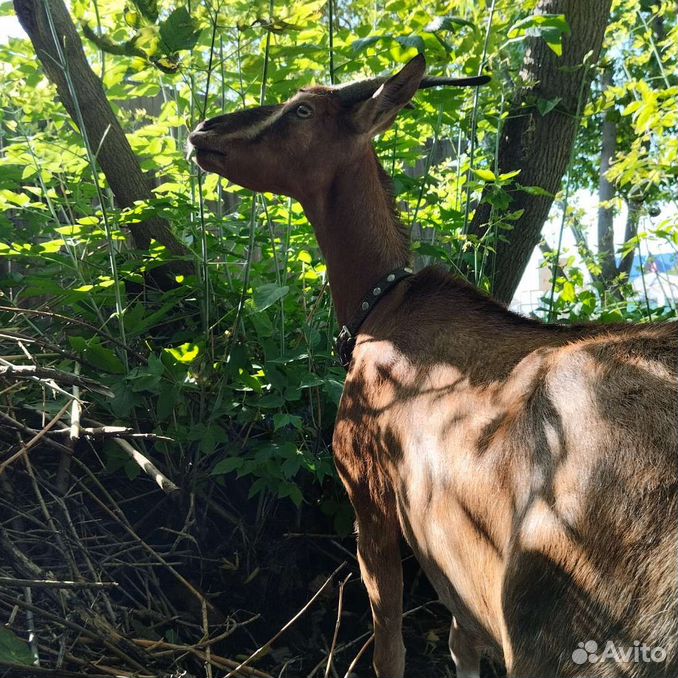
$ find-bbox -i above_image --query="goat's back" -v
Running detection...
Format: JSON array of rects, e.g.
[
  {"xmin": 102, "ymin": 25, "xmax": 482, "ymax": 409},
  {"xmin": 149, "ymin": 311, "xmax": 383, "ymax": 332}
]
[
  {"xmin": 502, "ymin": 323, "xmax": 678, "ymax": 677},
  {"xmin": 344, "ymin": 271, "xmax": 677, "ymax": 677}
]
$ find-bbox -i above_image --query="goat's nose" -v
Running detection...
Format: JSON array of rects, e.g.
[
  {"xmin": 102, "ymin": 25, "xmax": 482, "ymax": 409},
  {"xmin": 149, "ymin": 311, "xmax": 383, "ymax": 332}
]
[
  {"xmin": 197, "ymin": 114, "xmax": 230, "ymax": 132},
  {"xmin": 189, "ymin": 119, "xmax": 217, "ymax": 139},
  {"xmin": 188, "ymin": 119, "xmax": 218, "ymax": 145},
  {"xmin": 187, "ymin": 129, "xmax": 202, "ymax": 146},
  {"xmin": 187, "ymin": 125, "xmax": 214, "ymax": 156},
  {"xmin": 190, "ymin": 119, "xmax": 212, "ymax": 135}
]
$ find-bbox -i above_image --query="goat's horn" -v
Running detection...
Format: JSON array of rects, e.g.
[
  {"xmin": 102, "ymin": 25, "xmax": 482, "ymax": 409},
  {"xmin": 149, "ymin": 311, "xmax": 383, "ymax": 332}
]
[
  {"xmin": 419, "ymin": 74, "xmax": 491, "ymax": 89},
  {"xmin": 334, "ymin": 73, "xmax": 491, "ymax": 105}
]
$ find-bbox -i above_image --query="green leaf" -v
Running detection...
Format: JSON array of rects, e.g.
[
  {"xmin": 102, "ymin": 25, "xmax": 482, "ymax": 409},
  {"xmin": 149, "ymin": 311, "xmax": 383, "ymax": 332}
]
[
  {"xmin": 351, "ymin": 36, "xmax": 382, "ymax": 53},
  {"xmin": 157, "ymin": 386, "xmax": 178, "ymax": 421},
  {"xmin": 108, "ymin": 382, "xmax": 138, "ymax": 418},
  {"xmin": 0, "ymin": 628, "xmax": 33, "ymax": 666},
  {"xmin": 69, "ymin": 336, "xmax": 125, "ymax": 374},
  {"xmin": 295, "ymin": 370, "xmax": 324, "ymax": 389},
  {"xmin": 395, "ymin": 35, "xmax": 425, "ymax": 54},
  {"xmin": 561, "ymin": 280, "xmax": 576, "ymax": 303},
  {"xmin": 323, "ymin": 379, "xmax": 345, "ymax": 406},
  {"xmin": 252, "ymin": 283, "xmax": 289, "ymax": 311},
  {"xmin": 536, "ymin": 97, "xmax": 562, "ymax": 116},
  {"xmin": 124, "ymin": 459, "xmax": 141, "ymax": 481},
  {"xmin": 474, "ymin": 168, "xmax": 497, "ymax": 182},
  {"xmin": 517, "ymin": 183, "xmax": 553, "ymax": 198},
  {"xmin": 0, "ymin": 1, "xmax": 16, "ymax": 17},
  {"xmin": 273, "ymin": 413, "xmax": 303, "ymax": 431},
  {"xmin": 200, "ymin": 424, "xmax": 228, "ymax": 456},
  {"xmin": 247, "ymin": 477, "xmax": 269, "ymax": 499},
  {"xmin": 21, "ymin": 165, "xmax": 38, "ymax": 180},
  {"xmin": 425, "ymin": 16, "xmax": 477, "ymax": 33},
  {"xmin": 277, "ymin": 480, "xmax": 304, "ymax": 506},
  {"xmin": 126, "ymin": 374, "xmax": 161, "ymax": 398},
  {"xmin": 281, "ymin": 456, "xmax": 301, "ymax": 478},
  {"xmin": 506, "ymin": 13, "xmax": 570, "ymax": 55},
  {"xmin": 414, "ymin": 242, "xmax": 454, "ymax": 264},
  {"xmin": 132, "ymin": 0, "xmax": 158, "ymax": 22},
  {"xmin": 124, "ymin": 7, "xmax": 141, "ymax": 29},
  {"xmin": 507, "ymin": 13, "xmax": 570, "ymax": 37},
  {"xmin": 0, "ymin": 190, "xmax": 30, "ymax": 207},
  {"xmin": 165, "ymin": 342, "xmax": 200, "ymax": 364},
  {"xmin": 257, "ymin": 393, "xmax": 285, "ymax": 408},
  {"xmin": 159, "ymin": 7, "xmax": 201, "ymax": 53},
  {"xmin": 212, "ymin": 457, "xmax": 243, "ymax": 475},
  {"xmin": 498, "ymin": 169, "xmax": 521, "ymax": 182},
  {"xmin": 485, "ymin": 185, "xmax": 511, "ymax": 210}
]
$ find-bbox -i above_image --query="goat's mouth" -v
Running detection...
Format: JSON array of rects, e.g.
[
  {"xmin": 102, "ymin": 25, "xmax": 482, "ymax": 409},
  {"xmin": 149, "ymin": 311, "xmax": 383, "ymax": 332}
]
[
  {"xmin": 194, "ymin": 146, "xmax": 226, "ymax": 160},
  {"xmin": 193, "ymin": 151, "xmax": 228, "ymax": 176},
  {"xmin": 187, "ymin": 129, "xmax": 225, "ymax": 155},
  {"xmin": 187, "ymin": 132, "xmax": 228, "ymax": 171}
]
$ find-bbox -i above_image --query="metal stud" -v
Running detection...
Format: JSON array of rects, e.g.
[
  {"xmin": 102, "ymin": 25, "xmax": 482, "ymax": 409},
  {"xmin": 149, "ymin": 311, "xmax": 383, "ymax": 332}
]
[
  {"xmin": 386, "ymin": 274, "xmax": 395, "ymax": 282},
  {"xmin": 373, "ymin": 287, "xmax": 381, "ymax": 295},
  {"xmin": 361, "ymin": 301, "xmax": 369, "ymax": 310}
]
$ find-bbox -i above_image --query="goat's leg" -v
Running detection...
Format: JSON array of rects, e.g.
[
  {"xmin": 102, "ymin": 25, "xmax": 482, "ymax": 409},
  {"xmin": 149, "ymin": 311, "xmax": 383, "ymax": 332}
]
[
  {"xmin": 334, "ymin": 416, "xmax": 405, "ymax": 677},
  {"xmin": 355, "ymin": 508, "xmax": 405, "ymax": 678},
  {"xmin": 449, "ymin": 616, "xmax": 481, "ymax": 678}
]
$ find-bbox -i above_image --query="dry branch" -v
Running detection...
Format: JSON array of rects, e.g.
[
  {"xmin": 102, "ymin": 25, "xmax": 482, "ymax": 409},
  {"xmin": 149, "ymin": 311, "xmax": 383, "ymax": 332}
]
[
  {"xmin": 132, "ymin": 638, "xmax": 272, "ymax": 677},
  {"xmin": 47, "ymin": 427, "xmax": 174, "ymax": 442},
  {"xmin": 0, "ymin": 411, "xmax": 70, "ymax": 454},
  {"xmin": 324, "ymin": 574, "xmax": 352, "ymax": 678},
  {"xmin": 0, "ymin": 577, "xmax": 118, "ymax": 589},
  {"xmin": 0, "ymin": 305, "xmax": 147, "ymax": 363},
  {"xmin": 113, "ymin": 439, "xmax": 180, "ymax": 494},
  {"xmin": 0, "ymin": 364, "xmax": 113, "ymax": 397},
  {"xmin": 224, "ymin": 562, "xmax": 347, "ymax": 678},
  {"xmin": 0, "ymin": 400, "xmax": 72, "ymax": 476},
  {"xmin": 0, "ymin": 663, "xmax": 123, "ymax": 678},
  {"xmin": 0, "ymin": 594, "xmax": 150, "ymax": 673}
]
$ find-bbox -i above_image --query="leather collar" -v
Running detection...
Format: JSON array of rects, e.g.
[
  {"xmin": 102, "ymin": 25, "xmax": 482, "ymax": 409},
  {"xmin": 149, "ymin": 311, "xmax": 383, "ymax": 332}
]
[{"xmin": 336, "ymin": 267, "xmax": 413, "ymax": 369}]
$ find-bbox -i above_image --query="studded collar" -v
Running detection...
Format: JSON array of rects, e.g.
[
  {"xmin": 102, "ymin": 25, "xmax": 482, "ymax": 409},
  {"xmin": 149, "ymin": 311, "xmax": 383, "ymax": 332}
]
[{"xmin": 336, "ymin": 266, "xmax": 413, "ymax": 369}]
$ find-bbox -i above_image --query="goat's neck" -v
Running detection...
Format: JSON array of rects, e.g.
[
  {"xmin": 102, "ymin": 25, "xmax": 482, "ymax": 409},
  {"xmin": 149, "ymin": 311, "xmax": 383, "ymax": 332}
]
[{"xmin": 302, "ymin": 149, "xmax": 410, "ymax": 327}]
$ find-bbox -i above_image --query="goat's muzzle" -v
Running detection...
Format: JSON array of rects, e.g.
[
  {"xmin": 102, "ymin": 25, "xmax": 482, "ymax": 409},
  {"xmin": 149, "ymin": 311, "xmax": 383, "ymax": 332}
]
[
  {"xmin": 187, "ymin": 117, "xmax": 234, "ymax": 165},
  {"xmin": 186, "ymin": 124, "xmax": 226, "ymax": 174}
]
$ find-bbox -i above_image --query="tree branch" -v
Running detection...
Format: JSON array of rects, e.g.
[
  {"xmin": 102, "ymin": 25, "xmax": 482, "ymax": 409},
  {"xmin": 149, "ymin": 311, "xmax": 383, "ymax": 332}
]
[
  {"xmin": 618, "ymin": 196, "xmax": 642, "ymax": 278},
  {"xmin": 597, "ymin": 64, "xmax": 618, "ymax": 283}
]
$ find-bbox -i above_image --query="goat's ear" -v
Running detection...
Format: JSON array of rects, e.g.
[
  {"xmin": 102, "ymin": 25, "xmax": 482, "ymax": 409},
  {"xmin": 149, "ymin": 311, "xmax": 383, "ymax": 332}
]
[{"xmin": 352, "ymin": 54, "xmax": 426, "ymax": 136}]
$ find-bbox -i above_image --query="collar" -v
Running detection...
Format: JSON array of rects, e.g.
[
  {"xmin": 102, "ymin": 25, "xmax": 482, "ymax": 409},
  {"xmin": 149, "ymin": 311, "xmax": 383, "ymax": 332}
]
[{"xmin": 336, "ymin": 266, "xmax": 413, "ymax": 369}]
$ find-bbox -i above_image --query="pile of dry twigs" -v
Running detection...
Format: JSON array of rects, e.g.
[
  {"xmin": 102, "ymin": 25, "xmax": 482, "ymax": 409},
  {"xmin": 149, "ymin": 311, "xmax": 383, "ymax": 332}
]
[
  {"xmin": 0, "ymin": 307, "xmax": 362, "ymax": 678},
  {"xmin": 0, "ymin": 305, "xmax": 470, "ymax": 678}
]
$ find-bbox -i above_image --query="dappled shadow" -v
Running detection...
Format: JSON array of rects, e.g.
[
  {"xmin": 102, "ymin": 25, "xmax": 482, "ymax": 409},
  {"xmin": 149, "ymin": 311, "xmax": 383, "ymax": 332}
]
[{"xmin": 332, "ymin": 266, "xmax": 678, "ymax": 676}]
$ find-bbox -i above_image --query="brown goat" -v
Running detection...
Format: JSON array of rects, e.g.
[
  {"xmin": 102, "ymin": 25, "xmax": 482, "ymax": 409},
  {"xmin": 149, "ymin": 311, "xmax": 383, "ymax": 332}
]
[{"xmin": 189, "ymin": 55, "xmax": 678, "ymax": 678}]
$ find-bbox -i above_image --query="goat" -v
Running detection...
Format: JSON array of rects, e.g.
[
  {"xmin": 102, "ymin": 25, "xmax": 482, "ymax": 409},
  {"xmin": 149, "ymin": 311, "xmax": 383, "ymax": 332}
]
[{"xmin": 189, "ymin": 54, "xmax": 678, "ymax": 678}]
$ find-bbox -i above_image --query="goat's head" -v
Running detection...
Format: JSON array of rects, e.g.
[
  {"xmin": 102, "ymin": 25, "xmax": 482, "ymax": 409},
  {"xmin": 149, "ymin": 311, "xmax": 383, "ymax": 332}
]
[{"xmin": 188, "ymin": 55, "xmax": 489, "ymax": 202}]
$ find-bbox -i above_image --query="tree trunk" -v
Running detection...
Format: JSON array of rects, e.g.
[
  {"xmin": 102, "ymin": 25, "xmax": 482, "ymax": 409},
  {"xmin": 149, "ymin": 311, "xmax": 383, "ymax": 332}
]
[
  {"xmin": 14, "ymin": 0, "xmax": 193, "ymax": 281},
  {"xmin": 467, "ymin": 0, "xmax": 612, "ymax": 304},
  {"xmin": 597, "ymin": 65, "xmax": 618, "ymax": 284}
]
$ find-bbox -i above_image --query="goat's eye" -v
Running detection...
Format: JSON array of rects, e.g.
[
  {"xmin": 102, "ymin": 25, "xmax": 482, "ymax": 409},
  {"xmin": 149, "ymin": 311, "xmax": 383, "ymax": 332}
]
[{"xmin": 295, "ymin": 104, "xmax": 313, "ymax": 119}]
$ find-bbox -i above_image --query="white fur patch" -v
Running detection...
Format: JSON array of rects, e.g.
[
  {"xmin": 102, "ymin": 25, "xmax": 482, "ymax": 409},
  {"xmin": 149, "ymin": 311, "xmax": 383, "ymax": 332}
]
[{"xmin": 221, "ymin": 107, "xmax": 286, "ymax": 142}]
